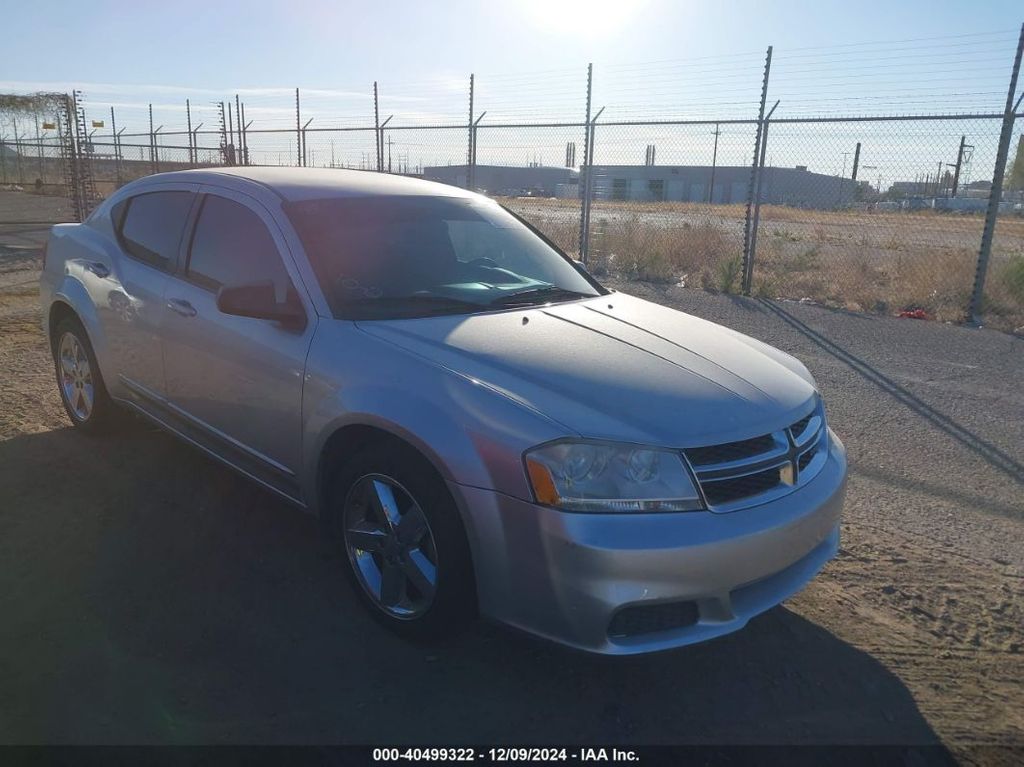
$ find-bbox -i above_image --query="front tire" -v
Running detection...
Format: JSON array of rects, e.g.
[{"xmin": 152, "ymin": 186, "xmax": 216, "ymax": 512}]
[
  {"xmin": 52, "ymin": 316, "xmax": 118, "ymax": 434},
  {"xmin": 326, "ymin": 440, "xmax": 476, "ymax": 639}
]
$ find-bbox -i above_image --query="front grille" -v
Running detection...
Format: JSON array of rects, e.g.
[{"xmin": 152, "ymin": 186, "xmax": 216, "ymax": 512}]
[
  {"xmin": 683, "ymin": 403, "xmax": 826, "ymax": 512},
  {"xmin": 608, "ymin": 601, "xmax": 699, "ymax": 638},
  {"xmin": 684, "ymin": 433, "xmax": 776, "ymax": 466},
  {"xmin": 702, "ymin": 466, "xmax": 781, "ymax": 506}
]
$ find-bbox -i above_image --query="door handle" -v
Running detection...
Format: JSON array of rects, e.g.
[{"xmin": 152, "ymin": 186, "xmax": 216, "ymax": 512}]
[{"xmin": 166, "ymin": 298, "xmax": 197, "ymax": 318}]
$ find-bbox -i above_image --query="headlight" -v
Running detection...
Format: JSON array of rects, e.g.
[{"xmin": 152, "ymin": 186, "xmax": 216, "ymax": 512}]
[{"xmin": 524, "ymin": 440, "xmax": 703, "ymax": 512}]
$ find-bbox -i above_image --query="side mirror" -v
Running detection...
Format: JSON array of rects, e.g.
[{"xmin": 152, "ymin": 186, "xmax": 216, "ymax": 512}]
[{"xmin": 216, "ymin": 282, "xmax": 306, "ymax": 330}]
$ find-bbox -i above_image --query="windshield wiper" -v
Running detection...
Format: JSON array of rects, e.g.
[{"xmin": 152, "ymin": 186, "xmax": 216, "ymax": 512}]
[
  {"xmin": 340, "ymin": 294, "xmax": 486, "ymax": 319},
  {"xmin": 489, "ymin": 285, "xmax": 592, "ymax": 307}
]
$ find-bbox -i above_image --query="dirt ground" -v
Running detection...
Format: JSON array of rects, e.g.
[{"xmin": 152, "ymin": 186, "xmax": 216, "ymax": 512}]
[{"xmin": 1, "ymin": 219, "xmax": 1022, "ymax": 762}]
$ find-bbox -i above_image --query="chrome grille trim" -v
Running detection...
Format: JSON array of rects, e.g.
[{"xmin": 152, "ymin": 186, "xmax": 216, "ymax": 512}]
[
  {"xmin": 683, "ymin": 402, "xmax": 827, "ymax": 513},
  {"xmin": 792, "ymin": 413, "xmax": 823, "ymax": 448},
  {"xmin": 689, "ymin": 433, "xmax": 790, "ymax": 477}
]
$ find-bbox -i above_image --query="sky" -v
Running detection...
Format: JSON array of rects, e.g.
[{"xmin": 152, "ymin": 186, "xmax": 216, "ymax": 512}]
[{"xmin": 1, "ymin": 1, "xmax": 1022, "ymax": 187}]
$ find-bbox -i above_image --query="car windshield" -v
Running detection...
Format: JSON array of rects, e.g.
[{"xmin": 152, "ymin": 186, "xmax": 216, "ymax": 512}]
[{"xmin": 283, "ymin": 195, "xmax": 603, "ymax": 319}]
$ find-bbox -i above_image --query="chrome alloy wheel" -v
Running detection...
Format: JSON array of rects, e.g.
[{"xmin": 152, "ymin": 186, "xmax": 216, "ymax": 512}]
[
  {"xmin": 58, "ymin": 331, "xmax": 95, "ymax": 422},
  {"xmin": 343, "ymin": 474, "xmax": 439, "ymax": 619}
]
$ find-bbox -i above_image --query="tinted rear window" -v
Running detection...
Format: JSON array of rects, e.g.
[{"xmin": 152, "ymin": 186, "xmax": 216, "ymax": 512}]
[{"xmin": 118, "ymin": 191, "xmax": 194, "ymax": 271}]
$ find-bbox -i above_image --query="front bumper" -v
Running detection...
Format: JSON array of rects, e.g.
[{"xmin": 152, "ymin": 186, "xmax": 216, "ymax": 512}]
[{"xmin": 452, "ymin": 429, "xmax": 847, "ymax": 655}]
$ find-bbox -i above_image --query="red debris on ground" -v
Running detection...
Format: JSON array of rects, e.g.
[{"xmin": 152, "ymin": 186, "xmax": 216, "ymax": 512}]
[{"xmin": 897, "ymin": 308, "xmax": 930, "ymax": 320}]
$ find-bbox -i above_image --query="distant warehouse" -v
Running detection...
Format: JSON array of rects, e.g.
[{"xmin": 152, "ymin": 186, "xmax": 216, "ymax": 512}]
[
  {"xmin": 583, "ymin": 165, "xmax": 856, "ymax": 209},
  {"xmin": 424, "ymin": 162, "xmax": 857, "ymax": 210},
  {"xmin": 424, "ymin": 164, "xmax": 578, "ymax": 197}
]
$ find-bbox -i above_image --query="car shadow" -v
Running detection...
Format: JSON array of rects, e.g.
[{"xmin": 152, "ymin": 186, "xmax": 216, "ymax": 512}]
[{"xmin": 0, "ymin": 425, "xmax": 950, "ymax": 758}]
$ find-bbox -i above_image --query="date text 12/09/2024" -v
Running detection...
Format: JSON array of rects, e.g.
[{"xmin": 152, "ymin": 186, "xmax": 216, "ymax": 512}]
[{"xmin": 372, "ymin": 747, "xmax": 639, "ymax": 762}]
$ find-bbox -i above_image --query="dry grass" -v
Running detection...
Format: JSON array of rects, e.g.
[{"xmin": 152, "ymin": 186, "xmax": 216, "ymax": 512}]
[
  {"xmin": 503, "ymin": 197, "xmax": 1024, "ymax": 331},
  {"xmin": 588, "ymin": 215, "xmax": 742, "ymax": 291}
]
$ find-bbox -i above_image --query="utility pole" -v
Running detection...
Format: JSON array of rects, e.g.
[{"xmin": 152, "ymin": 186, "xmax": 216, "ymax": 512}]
[{"xmin": 708, "ymin": 123, "xmax": 720, "ymax": 203}]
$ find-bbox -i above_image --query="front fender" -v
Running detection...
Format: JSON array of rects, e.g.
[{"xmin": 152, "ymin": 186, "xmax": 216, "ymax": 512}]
[{"xmin": 301, "ymin": 322, "xmax": 572, "ymax": 515}]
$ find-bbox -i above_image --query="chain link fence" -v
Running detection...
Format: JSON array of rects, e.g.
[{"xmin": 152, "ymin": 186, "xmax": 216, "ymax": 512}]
[
  {"xmin": 3, "ymin": 31, "xmax": 1024, "ymax": 332},
  {"xmin": 750, "ymin": 116, "xmax": 1015, "ymax": 325}
]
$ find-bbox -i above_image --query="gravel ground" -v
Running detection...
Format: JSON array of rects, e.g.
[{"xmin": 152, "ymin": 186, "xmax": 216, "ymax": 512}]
[{"xmin": 0, "ymin": 218, "xmax": 1022, "ymax": 762}]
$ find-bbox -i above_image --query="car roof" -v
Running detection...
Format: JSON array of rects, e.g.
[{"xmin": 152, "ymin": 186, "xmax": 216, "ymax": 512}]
[{"xmin": 140, "ymin": 166, "xmax": 479, "ymax": 202}]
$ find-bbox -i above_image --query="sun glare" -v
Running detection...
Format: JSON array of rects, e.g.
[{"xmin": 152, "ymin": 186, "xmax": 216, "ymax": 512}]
[{"xmin": 519, "ymin": 0, "xmax": 646, "ymax": 39}]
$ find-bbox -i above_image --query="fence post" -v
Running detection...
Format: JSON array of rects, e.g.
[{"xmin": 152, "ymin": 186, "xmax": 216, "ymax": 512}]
[
  {"xmin": 578, "ymin": 63, "xmax": 593, "ymax": 261},
  {"xmin": 13, "ymin": 119, "xmax": 24, "ymax": 185},
  {"xmin": 472, "ymin": 111, "xmax": 486, "ymax": 182},
  {"xmin": 373, "ymin": 82, "xmax": 382, "ymax": 172},
  {"xmin": 301, "ymin": 118, "xmax": 313, "ymax": 167},
  {"xmin": 235, "ymin": 94, "xmax": 242, "ymax": 164},
  {"xmin": 110, "ymin": 107, "xmax": 121, "ymax": 185},
  {"xmin": 227, "ymin": 101, "xmax": 234, "ymax": 165},
  {"xmin": 742, "ymin": 45, "xmax": 773, "ymax": 295},
  {"xmin": 217, "ymin": 101, "xmax": 227, "ymax": 165},
  {"xmin": 582, "ymin": 107, "xmax": 603, "ymax": 263},
  {"xmin": 467, "ymin": 74, "xmax": 475, "ymax": 190},
  {"xmin": 748, "ymin": 100, "xmax": 779, "ymax": 292},
  {"xmin": 240, "ymin": 102, "xmax": 249, "ymax": 165},
  {"xmin": 36, "ymin": 117, "xmax": 44, "ymax": 182},
  {"xmin": 293, "ymin": 88, "xmax": 301, "ymax": 167},
  {"xmin": 185, "ymin": 99, "xmax": 193, "ymax": 165},
  {"xmin": 148, "ymin": 103, "xmax": 157, "ymax": 175},
  {"xmin": 951, "ymin": 135, "xmax": 966, "ymax": 198},
  {"xmin": 968, "ymin": 22, "xmax": 1024, "ymax": 324}
]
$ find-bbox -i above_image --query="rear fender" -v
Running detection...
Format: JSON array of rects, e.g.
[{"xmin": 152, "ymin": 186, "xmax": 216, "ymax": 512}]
[
  {"xmin": 45, "ymin": 222, "xmax": 122, "ymax": 374},
  {"xmin": 50, "ymin": 277, "xmax": 107, "ymax": 367}
]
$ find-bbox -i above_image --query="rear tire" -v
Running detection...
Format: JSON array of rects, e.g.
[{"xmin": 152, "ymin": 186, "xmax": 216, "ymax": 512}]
[
  {"xmin": 52, "ymin": 316, "xmax": 118, "ymax": 434},
  {"xmin": 325, "ymin": 439, "xmax": 476, "ymax": 640}
]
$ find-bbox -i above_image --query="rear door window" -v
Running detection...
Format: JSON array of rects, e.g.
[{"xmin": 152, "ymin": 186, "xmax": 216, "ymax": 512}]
[
  {"xmin": 186, "ymin": 194, "xmax": 293, "ymax": 301},
  {"xmin": 117, "ymin": 191, "xmax": 194, "ymax": 271}
]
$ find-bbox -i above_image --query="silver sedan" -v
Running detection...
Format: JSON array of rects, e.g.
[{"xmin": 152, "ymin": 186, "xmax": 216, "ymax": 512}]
[{"xmin": 39, "ymin": 167, "xmax": 846, "ymax": 654}]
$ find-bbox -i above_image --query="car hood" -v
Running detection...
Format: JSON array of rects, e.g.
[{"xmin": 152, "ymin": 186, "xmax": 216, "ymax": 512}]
[{"xmin": 355, "ymin": 292, "xmax": 818, "ymax": 447}]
